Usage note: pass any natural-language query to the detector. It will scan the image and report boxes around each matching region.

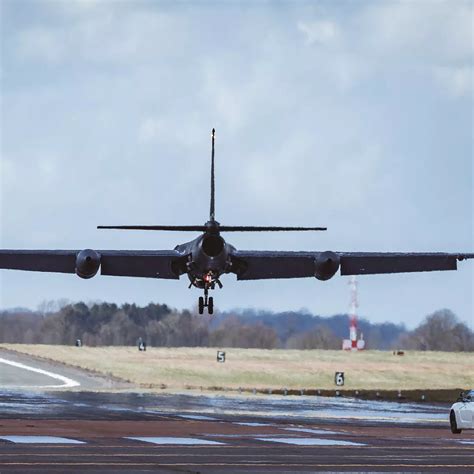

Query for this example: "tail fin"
[97,128,328,233]
[210,128,216,221]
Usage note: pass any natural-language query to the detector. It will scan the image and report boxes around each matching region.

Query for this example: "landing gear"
[198,289,214,315]
[193,272,222,315]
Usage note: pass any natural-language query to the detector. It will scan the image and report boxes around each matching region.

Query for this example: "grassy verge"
[1,344,473,392]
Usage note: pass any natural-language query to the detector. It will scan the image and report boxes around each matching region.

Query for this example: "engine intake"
[75,249,101,279]
[201,234,225,257]
[315,251,340,281]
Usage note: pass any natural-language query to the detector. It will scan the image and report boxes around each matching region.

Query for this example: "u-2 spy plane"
[1,129,473,314]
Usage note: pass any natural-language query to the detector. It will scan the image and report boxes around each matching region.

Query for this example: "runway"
[0,348,131,391]
[0,351,472,472]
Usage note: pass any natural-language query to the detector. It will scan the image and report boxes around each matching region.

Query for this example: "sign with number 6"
[335,372,345,386]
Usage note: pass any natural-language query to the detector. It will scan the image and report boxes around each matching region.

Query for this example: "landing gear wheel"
[208,297,214,315]
[198,296,204,315]
[450,411,462,434]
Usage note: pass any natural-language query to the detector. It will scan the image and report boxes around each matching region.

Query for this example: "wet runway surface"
[0,388,450,424]
[0,349,472,472]
[0,389,473,473]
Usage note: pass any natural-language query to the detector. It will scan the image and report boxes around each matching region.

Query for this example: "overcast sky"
[1,0,472,329]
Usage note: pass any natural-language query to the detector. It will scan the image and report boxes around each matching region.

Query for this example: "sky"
[0,0,472,329]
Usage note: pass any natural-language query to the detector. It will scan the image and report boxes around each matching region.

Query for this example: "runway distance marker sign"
[217,351,226,363]
[335,372,345,386]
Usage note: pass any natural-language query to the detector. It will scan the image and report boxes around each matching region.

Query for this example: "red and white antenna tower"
[342,276,365,350]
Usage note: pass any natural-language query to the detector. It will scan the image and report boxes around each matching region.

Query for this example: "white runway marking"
[0,436,85,444]
[235,422,272,427]
[202,433,298,438]
[125,437,225,445]
[178,414,217,421]
[257,437,365,446]
[0,357,80,389]
[458,440,474,445]
[284,427,341,435]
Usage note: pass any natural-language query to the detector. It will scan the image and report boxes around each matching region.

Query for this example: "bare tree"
[286,325,339,349]
[399,309,474,351]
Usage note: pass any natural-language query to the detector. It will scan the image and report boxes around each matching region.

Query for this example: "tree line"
[0,302,472,351]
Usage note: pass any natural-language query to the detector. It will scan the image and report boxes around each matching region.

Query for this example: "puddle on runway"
[0,390,451,427]
[178,414,218,421]
[161,393,449,426]
[0,391,69,417]
[306,410,446,424]
[235,422,272,427]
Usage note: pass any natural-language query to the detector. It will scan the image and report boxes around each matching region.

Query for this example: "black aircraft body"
[1,129,473,314]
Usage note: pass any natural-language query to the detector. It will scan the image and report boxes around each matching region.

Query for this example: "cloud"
[359,1,473,63]
[295,3,473,101]
[1,1,472,325]
[434,66,473,98]
[14,7,188,66]
[297,20,340,46]
[138,117,165,144]
[17,27,66,63]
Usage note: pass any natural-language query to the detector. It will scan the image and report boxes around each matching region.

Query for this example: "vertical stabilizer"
[210,128,216,221]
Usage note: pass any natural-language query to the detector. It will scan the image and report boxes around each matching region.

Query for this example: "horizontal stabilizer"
[98,225,327,232]
[219,226,327,232]
[98,225,205,231]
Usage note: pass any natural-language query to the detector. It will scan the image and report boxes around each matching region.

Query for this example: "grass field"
[1,344,473,391]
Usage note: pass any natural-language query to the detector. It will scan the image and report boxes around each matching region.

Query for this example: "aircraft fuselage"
[174,221,235,289]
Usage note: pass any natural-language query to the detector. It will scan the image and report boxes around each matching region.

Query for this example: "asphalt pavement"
[0,349,472,473]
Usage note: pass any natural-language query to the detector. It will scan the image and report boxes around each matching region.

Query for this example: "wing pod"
[75,249,101,279]
[315,251,340,281]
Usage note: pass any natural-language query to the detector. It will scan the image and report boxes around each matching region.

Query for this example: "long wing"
[0,250,185,279]
[338,252,474,276]
[99,250,183,279]
[231,251,474,280]
[231,251,317,280]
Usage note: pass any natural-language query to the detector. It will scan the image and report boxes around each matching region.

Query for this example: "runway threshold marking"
[201,433,309,438]
[0,436,85,444]
[125,437,225,445]
[0,357,80,388]
[256,437,365,446]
